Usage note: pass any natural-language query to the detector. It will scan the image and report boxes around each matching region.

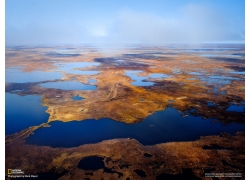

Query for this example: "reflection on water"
[39,81,97,90]
[5,93,49,135]
[5,68,63,83]
[25,108,244,147]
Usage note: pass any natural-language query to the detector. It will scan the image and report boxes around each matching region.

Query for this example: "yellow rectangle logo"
[8,169,12,174]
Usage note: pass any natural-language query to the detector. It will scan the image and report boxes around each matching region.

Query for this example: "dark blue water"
[148,73,172,79]
[5,93,49,135]
[72,95,84,101]
[25,108,244,148]
[5,68,63,83]
[207,102,215,107]
[226,105,245,112]
[39,81,96,90]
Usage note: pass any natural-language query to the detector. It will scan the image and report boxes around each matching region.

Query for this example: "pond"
[124,70,171,86]
[72,95,84,101]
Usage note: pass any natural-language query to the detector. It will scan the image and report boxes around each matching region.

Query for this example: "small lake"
[5,93,49,135]
[5,68,63,83]
[124,70,171,86]
[56,62,100,75]
[72,95,84,101]
[25,107,244,148]
[39,81,96,90]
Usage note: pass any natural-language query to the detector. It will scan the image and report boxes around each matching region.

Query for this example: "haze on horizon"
[5,0,245,46]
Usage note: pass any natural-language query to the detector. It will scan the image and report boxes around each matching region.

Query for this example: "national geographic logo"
[7,169,24,174]
[7,169,38,178]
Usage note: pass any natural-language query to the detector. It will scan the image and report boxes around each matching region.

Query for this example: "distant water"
[5,93,49,135]
[5,68,62,83]
[56,62,100,75]
[25,108,244,148]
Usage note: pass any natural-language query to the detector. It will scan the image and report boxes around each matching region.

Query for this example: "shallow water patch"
[72,95,84,101]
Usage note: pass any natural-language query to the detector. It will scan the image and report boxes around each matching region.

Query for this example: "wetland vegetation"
[5,44,245,179]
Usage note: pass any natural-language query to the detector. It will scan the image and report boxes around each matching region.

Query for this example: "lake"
[25,107,244,148]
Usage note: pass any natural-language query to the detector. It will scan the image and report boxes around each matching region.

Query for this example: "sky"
[5,0,245,46]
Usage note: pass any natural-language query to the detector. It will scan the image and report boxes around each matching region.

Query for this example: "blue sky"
[5,0,245,45]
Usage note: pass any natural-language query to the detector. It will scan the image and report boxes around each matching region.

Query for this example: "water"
[5,93,49,135]
[200,75,241,85]
[77,156,105,170]
[124,70,154,86]
[226,105,245,112]
[5,68,63,83]
[209,75,241,80]
[56,62,100,75]
[45,49,82,57]
[148,73,172,79]
[207,102,215,107]
[39,81,97,90]
[124,70,171,86]
[229,71,245,75]
[25,108,244,148]
[72,95,84,101]
[202,54,243,58]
